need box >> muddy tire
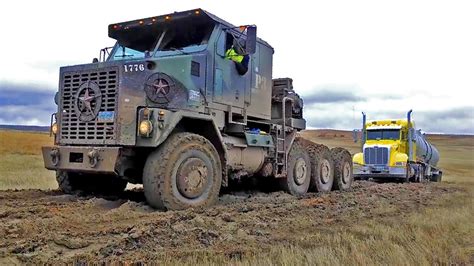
[331,148,353,190]
[296,138,334,193]
[56,170,76,194]
[310,148,335,193]
[143,133,222,210]
[431,171,442,182]
[280,140,311,196]
[56,171,127,195]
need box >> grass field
[0,129,473,264]
[0,130,56,190]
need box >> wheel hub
[320,159,331,184]
[176,158,208,199]
[293,158,307,185]
[342,162,351,184]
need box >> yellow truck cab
[353,110,442,182]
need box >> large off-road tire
[299,139,335,193]
[56,171,127,195]
[331,147,354,190]
[56,170,76,194]
[280,140,311,196]
[143,132,222,210]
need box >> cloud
[0,83,56,126]
[0,81,56,93]
[302,84,363,105]
[304,105,474,134]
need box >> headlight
[395,161,406,166]
[139,120,153,137]
[51,123,59,135]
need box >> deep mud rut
[0,181,457,264]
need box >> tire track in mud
[0,181,458,264]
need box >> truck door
[213,29,251,108]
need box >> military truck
[42,9,353,210]
[352,110,442,182]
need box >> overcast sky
[0,0,473,133]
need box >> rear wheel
[143,133,222,210]
[331,148,354,190]
[309,147,334,193]
[280,140,311,196]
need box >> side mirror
[245,26,257,55]
[92,58,99,63]
[54,92,59,105]
[352,129,359,143]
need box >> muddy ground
[0,181,458,264]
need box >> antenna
[352,105,355,126]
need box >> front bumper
[42,146,120,174]
[354,165,406,179]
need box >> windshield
[367,129,400,140]
[111,46,145,60]
[109,17,215,61]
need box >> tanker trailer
[352,110,442,182]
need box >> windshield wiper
[115,54,133,58]
[169,47,189,55]
[115,46,133,58]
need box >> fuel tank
[413,130,439,166]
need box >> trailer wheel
[280,140,311,196]
[331,148,353,190]
[143,132,222,210]
[431,171,442,182]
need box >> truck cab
[353,119,411,179]
[353,110,442,182]
[41,9,324,210]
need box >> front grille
[364,147,389,165]
[59,68,118,144]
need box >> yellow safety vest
[225,48,244,63]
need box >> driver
[225,38,249,75]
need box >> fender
[135,108,229,186]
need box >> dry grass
[0,130,56,190]
[0,130,53,156]
[0,129,473,264]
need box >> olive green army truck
[42,9,354,210]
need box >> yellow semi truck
[352,110,442,182]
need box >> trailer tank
[413,130,439,166]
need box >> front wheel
[143,133,222,210]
